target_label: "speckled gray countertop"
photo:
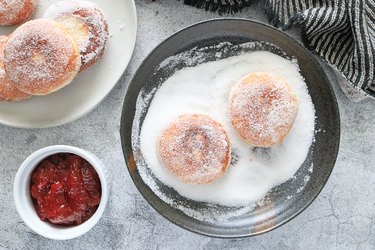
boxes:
[1,1,375,249]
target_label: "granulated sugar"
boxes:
[133,44,315,220]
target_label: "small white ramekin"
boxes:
[13,145,109,240]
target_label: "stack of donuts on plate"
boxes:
[0,1,109,102]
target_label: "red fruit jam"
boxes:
[30,153,102,225]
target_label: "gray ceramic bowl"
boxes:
[120,19,340,237]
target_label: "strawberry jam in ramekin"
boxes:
[30,153,101,225]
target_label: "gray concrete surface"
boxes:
[1,0,375,249]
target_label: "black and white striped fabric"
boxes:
[183,0,375,98]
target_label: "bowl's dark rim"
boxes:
[120,18,341,238]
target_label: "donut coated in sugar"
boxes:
[3,19,81,95]
[0,35,30,102]
[0,0,36,26]
[158,114,231,185]
[44,1,109,72]
[229,72,298,147]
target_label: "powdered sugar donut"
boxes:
[0,0,36,26]
[158,114,231,184]
[3,19,81,95]
[44,1,109,72]
[0,35,30,102]
[229,72,298,147]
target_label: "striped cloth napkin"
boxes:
[183,0,375,99]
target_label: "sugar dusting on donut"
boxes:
[158,114,231,184]
[0,1,23,24]
[3,19,81,95]
[0,0,22,14]
[44,1,109,71]
[0,35,30,102]
[0,72,30,102]
[229,72,298,147]
[0,0,36,26]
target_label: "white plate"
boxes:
[0,0,137,128]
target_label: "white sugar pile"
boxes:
[133,49,315,217]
